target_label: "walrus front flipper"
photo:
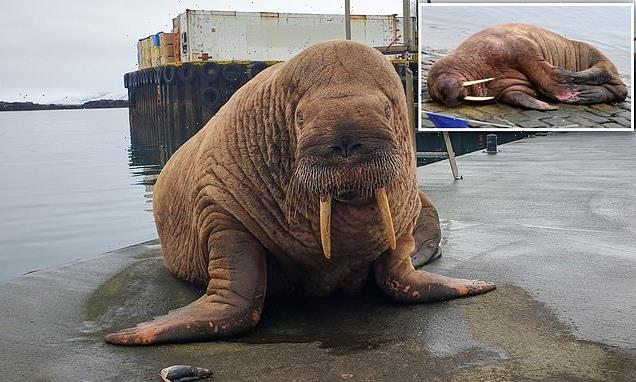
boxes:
[411,191,442,268]
[514,55,582,103]
[569,41,624,87]
[105,229,267,345]
[500,91,558,111]
[571,66,614,86]
[374,224,495,304]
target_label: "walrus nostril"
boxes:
[330,141,362,157]
[349,143,362,152]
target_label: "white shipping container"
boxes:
[174,10,404,62]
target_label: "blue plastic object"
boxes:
[153,34,161,47]
[425,112,468,128]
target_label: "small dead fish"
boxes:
[160,365,213,382]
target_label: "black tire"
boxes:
[148,68,156,85]
[221,64,244,84]
[130,72,137,88]
[177,64,196,82]
[201,62,220,81]
[248,62,269,79]
[200,87,221,108]
[163,65,176,84]
[154,67,163,84]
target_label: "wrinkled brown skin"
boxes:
[427,23,628,110]
[105,41,495,346]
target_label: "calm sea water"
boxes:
[0,109,160,282]
[419,5,632,74]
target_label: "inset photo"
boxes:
[419,3,633,130]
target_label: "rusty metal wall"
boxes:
[175,10,401,62]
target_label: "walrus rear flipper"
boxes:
[374,223,495,304]
[105,227,267,345]
[568,84,627,105]
[570,68,628,103]
[500,91,558,111]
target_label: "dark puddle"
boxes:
[231,292,409,355]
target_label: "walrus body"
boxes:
[427,23,628,110]
[106,41,494,346]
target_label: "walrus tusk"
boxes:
[463,96,495,101]
[319,195,332,260]
[461,78,495,87]
[375,188,396,250]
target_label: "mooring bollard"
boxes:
[486,134,498,153]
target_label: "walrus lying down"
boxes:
[105,41,495,345]
[427,23,628,110]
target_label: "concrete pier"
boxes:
[1,132,635,381]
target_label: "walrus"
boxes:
[427,23,628,110]
[105,40,495,346]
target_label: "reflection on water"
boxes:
[0,109,163,282]
[0,105,208,282]
[127,108,198,200]
[419,5,632,75]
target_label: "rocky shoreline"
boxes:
[0,99,128,112]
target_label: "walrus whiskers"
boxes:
[461,78,495,87]
[287,150,403,258]
[319,195,332,260]
[463,96,495,101]
[375,188,396,250]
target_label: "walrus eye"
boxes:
[384,103,392,119]
[296,110,304,126]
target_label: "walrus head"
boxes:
[282,41,411,259]
[427,69,495,107]
[292,92,402,202]
[287,89,404,259]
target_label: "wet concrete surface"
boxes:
[1,132,635,381]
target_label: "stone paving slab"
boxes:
[420,50,632,129]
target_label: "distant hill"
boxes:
[0,99,128,112]
[51,91,128,105]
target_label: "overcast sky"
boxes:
[0,0,632,103]
[0,1,409,103]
